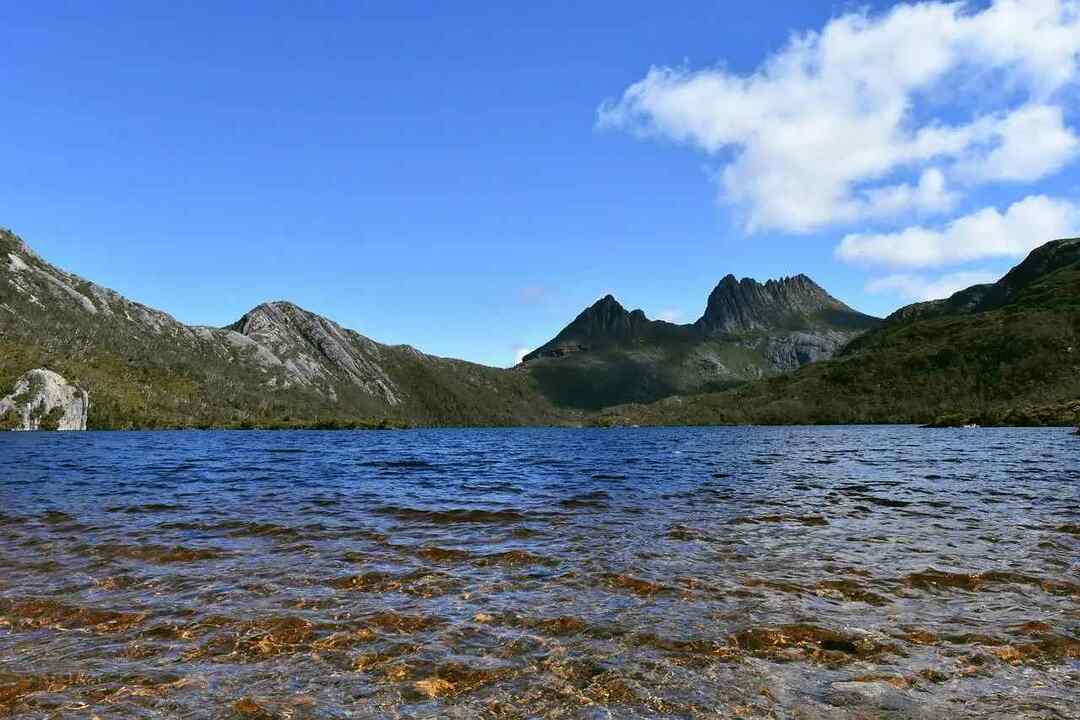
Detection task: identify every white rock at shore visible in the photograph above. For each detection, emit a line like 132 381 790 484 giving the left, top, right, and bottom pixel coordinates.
0 369 89 431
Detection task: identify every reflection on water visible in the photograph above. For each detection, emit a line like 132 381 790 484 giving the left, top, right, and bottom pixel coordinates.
0 427 1077 719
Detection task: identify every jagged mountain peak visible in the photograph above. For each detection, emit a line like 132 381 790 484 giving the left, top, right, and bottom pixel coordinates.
716 272 816 288
581 294 642 319
521 294 654 362
524 271 880 368
595 293 622 306
697 272 871 334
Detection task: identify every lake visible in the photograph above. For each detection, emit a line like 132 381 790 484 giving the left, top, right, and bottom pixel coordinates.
0 427 1077 718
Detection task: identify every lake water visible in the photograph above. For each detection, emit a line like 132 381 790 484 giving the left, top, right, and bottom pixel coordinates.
0 427 1077 719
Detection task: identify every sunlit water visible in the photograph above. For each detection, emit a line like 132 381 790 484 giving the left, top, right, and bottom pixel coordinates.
0 427 1077 719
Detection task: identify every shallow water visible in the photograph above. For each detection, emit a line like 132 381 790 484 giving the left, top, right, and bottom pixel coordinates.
0 427 1077 719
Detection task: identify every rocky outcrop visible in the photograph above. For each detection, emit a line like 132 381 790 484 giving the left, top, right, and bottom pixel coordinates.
760 330 858 371
0 229 404 409
696 274 878 335
226 302 402 405
0 369 89 431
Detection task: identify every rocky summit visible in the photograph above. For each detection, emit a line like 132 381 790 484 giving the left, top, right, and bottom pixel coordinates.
521 274 879 409
695 273 873 335
225 301 403 406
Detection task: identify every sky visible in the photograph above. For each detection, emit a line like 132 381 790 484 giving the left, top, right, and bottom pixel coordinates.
3 1 1079 367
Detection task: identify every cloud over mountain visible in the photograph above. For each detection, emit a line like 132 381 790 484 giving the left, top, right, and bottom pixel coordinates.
865 270 1000 301
836 195 1080 267
599 0 1080 234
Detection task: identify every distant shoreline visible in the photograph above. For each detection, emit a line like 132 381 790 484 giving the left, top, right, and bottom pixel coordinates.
6 420 1077 433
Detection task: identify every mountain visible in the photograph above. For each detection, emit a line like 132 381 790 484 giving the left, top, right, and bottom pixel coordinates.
6 225 1075 430
885 238 1080 324
695 273 875 334
0 229 560 429
522 295 690 363
522 274 879 409
595 238 1080 427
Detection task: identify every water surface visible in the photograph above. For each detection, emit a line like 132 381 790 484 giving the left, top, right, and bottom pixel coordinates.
1 427 1077 718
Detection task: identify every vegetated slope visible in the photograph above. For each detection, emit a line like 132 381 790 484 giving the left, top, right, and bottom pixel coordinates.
522 275 879 409
596 238 1080 427
0 229 559 429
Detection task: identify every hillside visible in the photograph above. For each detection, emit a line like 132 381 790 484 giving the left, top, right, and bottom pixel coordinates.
0 229 561 429
596 238 1080 427
522 274 879 409
5 227 1077 430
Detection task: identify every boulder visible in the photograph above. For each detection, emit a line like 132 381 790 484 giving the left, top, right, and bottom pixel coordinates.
0 369 89 431
825 681 915 712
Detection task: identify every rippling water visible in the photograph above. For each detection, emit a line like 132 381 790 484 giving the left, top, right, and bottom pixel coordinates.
1 427 1078 719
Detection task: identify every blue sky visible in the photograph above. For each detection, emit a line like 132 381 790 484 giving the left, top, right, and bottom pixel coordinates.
3 1 1078 366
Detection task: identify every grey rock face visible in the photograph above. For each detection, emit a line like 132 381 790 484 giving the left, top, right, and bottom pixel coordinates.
761 331 860 371
0 369 89 431
696 274 875 335
2 230 408 409
227 302 402 406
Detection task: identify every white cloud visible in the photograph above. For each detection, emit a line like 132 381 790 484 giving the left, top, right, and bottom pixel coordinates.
866 270 1000 300
513 346 531 365
836 195 1080 267
958 104 1080 182
656 308 683 323
599 0 1080 233
860 168 958 218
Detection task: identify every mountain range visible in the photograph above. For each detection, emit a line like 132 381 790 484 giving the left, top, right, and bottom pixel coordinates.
522 274 879 409
1 227 1077 429
0 230 559 428
597 237 1080 427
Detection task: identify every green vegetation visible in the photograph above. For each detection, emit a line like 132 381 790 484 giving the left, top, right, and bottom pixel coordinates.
522 277 879 409
596 240 1080 428
0 228 563 430
38 406 65 431
2 226 1078 430
0 408 19 430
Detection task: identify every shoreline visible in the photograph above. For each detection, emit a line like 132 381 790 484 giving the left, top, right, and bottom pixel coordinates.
5 420 1077 433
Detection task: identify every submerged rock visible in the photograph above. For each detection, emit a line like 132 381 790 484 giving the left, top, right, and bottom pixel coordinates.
825 681 914 712
0 369 89 431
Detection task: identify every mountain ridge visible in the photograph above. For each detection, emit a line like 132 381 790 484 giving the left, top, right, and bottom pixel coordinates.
595 237 1080 427
3 227 1077 429
695 273 877 335
526 273 877 364
884 237 1080 326
0 228 562 428
520 271 880 409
